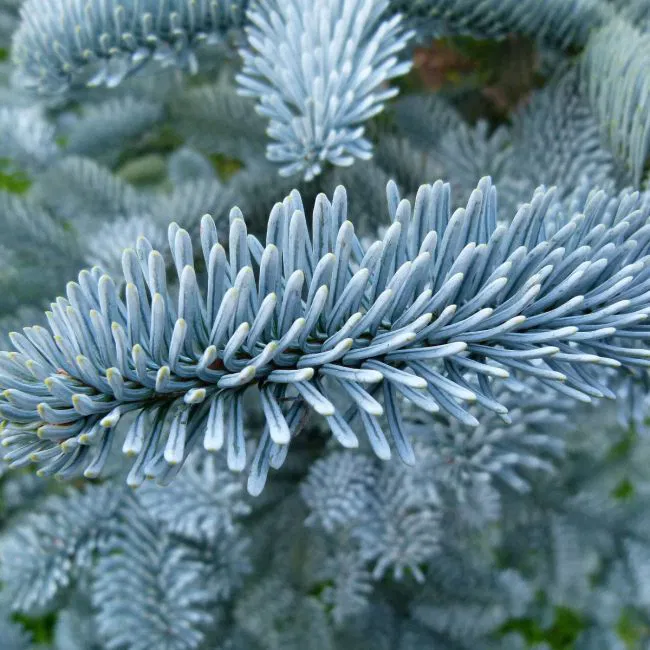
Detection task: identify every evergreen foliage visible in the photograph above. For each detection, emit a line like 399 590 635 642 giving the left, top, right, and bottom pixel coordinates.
391 0 612 48
12 0 249 94
236 0 414 179
1 1 650 649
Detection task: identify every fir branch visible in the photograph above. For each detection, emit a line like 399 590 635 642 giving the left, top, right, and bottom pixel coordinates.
355 459 442 582
582 18 650 185
171 78 267 162
0 484 126 612
64 96 165 163
301 451 377 533
1 2 650 647
237 0 414 180
500 67 615 215
392 0 612 49
0 105 58 175
12 0 249 95
92 501 214 650
30 156 145 224
2 179 650 496
0 192 83 313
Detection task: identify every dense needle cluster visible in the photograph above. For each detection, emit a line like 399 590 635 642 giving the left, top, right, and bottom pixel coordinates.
2 178 650 496
12 0 249 93
237 0 414 179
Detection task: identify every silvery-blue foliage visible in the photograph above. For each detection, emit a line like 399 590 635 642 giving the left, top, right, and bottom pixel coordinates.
608 0 650 30
0 105 58 174
3 177 650 497
353 457 442 582
31 155 145 223
390 0 612 48
500 67 616 213
172 78 267 162
84 214 168 279
138 453 251 540
0 484 125 612
0 192 84 312
167 147 218 185
237 0 414 179
301 451 377 532
301 449 441 605
0 454 252 648
92 504 215 650
582 18 650 186
12 0 249 94
2 1 650 648
63 96 165 163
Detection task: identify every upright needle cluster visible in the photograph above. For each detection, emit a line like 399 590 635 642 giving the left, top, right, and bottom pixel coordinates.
237 0 414 179
1 178 650 496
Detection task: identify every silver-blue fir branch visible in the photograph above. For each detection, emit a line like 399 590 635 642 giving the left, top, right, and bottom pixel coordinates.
389 0 612 48
581 18 650 186
236 0 414 180
12 0 249 94
2 178 650 496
